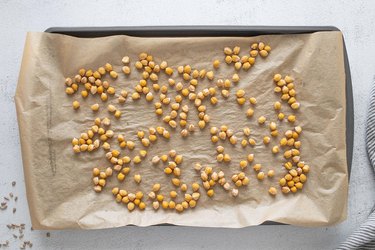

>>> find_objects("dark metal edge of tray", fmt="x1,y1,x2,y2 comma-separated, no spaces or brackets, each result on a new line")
45,25,340,37
45,26,353,227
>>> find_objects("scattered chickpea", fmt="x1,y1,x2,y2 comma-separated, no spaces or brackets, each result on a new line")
165,67,173,75
269,122,277,131
237,97,246,105
268,187,277,196
246,108,254,117
174,203,183,212
232,46,240,55
273,74,281,82
121,56,130,64
229,135,237,145
127,202,135,211
267,170,275,178
224,47,233,55
206,71,214,80
232,74,239,83
291,102,300,110
263,136,271,145
132,92,140,100
295,126,302,134
248,138,256,146
257,172,265,180
287,115,296,123
259,50,268,57
168,200,176,209
103,63,112,72
72,101,80,110
179,183,187,192
243,127,251,136
170,190,178,199
252,164,261,172
234,62,242,70
109,71,118,79
139,150,147,158
122,66,131,75
231,188,239,197
249,97,257,105
107,104,116,113
81,90,88,98
101,93,108,101
223,154,231,162
236,89,245,98
139,202,146,210
213,59,220,68
258,116,266,124
94,185,102,192
219,89,228,98
239,160,248,169
272,146,280,154
152,201,160,210
133,174,142,184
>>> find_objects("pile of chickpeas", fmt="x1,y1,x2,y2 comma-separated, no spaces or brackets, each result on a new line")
65,41,309,212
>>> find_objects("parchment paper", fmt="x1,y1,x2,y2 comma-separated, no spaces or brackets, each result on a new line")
15,31,348,229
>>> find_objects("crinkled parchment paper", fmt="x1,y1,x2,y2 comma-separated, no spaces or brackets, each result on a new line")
15,31,347,229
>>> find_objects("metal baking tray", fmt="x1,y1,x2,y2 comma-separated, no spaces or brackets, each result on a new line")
45,26,353,225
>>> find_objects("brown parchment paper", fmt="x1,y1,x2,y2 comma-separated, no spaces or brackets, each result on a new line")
15,31,348,229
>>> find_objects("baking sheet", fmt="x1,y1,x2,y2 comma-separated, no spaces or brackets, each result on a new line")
15,31,348,229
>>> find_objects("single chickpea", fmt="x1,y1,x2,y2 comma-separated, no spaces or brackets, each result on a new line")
263,136,271,144
246,108,254,118
253,163,262,172
258,116,266,124
109,71,118,79
257,172,265,180
224,47,233,55
236,89,245,98
231,188,239,197
72,101,80,110
206,71,214,80
272,146,280,154
267,170,275,178
287,115,296,123
259,50,269,57
268,187,277,196
165,67,173,75
249,97,257,105
269,122,277,131
213,59,220,68
273,74,282,82
134,174,142,184
234,62,242,70
232,74,239,83
223,154,231,162
243,127,251,136
239,160,248,169
152,201,160,210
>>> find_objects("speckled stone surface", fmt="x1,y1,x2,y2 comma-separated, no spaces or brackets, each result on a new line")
0,1,374,249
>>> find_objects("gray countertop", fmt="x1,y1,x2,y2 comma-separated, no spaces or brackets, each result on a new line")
0,0,374,249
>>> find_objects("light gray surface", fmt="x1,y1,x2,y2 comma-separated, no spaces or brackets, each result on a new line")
0,0,374,249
